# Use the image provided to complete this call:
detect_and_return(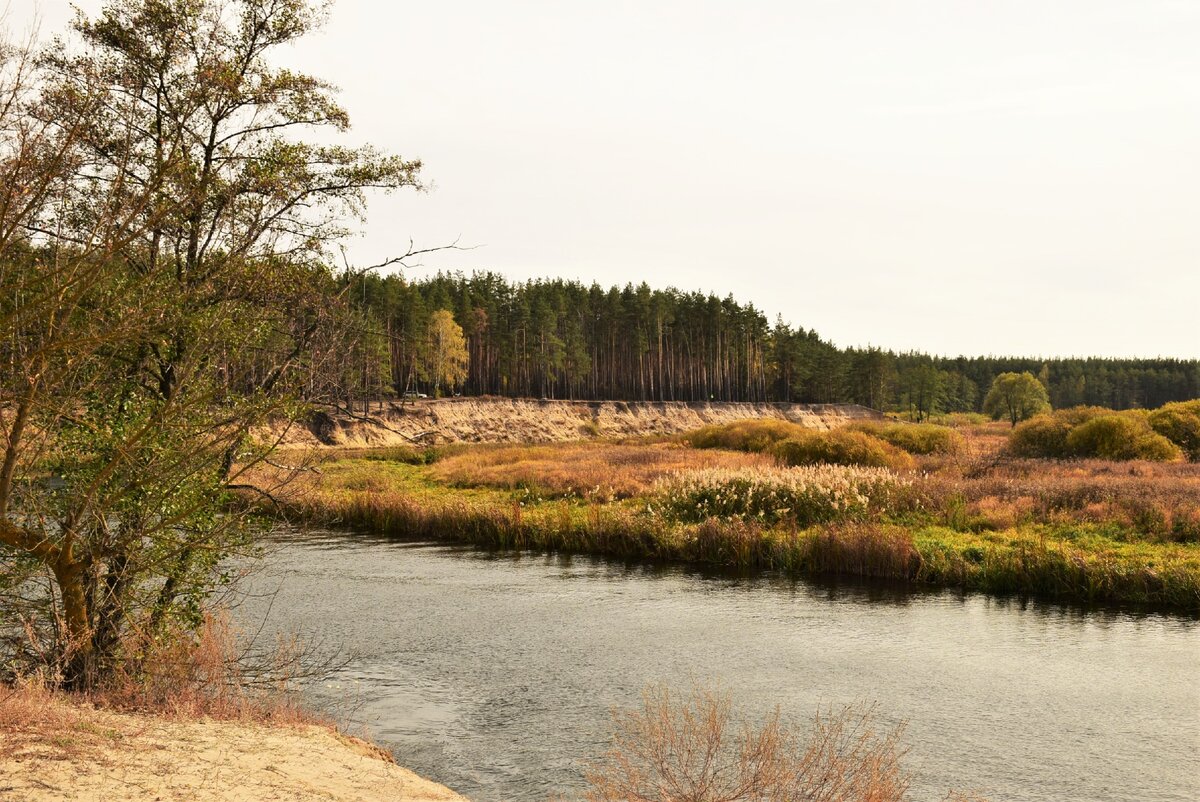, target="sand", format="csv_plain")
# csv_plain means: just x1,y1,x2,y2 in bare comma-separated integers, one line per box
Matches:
0,697,466,802
265,397,882,449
